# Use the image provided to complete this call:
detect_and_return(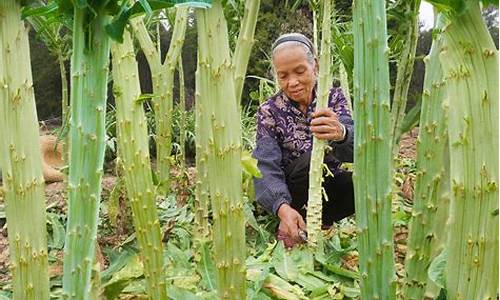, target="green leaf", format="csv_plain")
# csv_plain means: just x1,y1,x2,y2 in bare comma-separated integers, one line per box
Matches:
105,9,131,43
121,279,146,294
56,0,74,15
197,241,217,291
47,213,65,249
425,0,467,14
437,288,447,300
399,99,421,137
138,0,154,16
101,246,137,282
243,200,259,231
295,273,327,292
241,150,262,178
482,0,499,6
271,242,315,283
250,265,270,298
21,2,58,19
135,93,154,104
168,286,198,300
340,285,361,298
105,1,178,42
152,169,159,186
128,1,175,16
428,248,447,289
164,243,192,271
102,255,144,299
271,242,299,281
249,291,271,300
175,0,212,8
